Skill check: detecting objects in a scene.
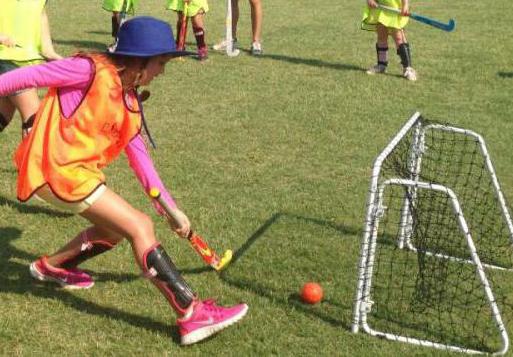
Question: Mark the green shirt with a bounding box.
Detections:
[0,0,47,62]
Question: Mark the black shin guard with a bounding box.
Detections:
[111,16,120,38]
[397,43,412,68]
[376,44,389,67]
[60,240,116,269]
[21,114,36,136]
[144,245,195,313]
[0,113,13,132]
[193,26,206,50]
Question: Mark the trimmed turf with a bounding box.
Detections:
[1,0,512,355]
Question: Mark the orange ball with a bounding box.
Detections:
[301,282,323,304]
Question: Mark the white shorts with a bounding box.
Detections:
[34,184,107,214]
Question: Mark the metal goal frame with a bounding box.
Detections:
[351,112,513,355]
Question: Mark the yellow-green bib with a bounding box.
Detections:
[166,0,209,16]
[0,0,46,62]
[102,0,139,14]
[362,0,409,31]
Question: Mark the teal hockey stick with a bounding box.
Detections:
[378,5,455,32]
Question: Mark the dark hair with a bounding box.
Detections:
[107,53,150,90]
[76,52,150,90]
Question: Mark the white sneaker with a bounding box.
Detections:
[250,42,263,56]
[403,67,417,81]
[366,64,387,75]
[212,39,238,51]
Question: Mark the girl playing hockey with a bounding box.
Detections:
[362,0,417,81]
[0,16,248,345]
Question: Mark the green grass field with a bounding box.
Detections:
[1,0,513,355]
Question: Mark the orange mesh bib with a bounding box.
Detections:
[14,55,142,202]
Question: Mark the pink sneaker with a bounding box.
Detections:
[178,299,248,345]
[29,256,94,290]
[198,46,208,61]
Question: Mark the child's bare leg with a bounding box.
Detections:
[8,89,40,136]
[81,187,195,315]
[192,13,208,60]
[392,29,416,80]
[376,24,389,65]
[191,13,204,30]
[231,0,239,40]
[367,24,389,74]
[46,226,124,268]
[377,23,388,48]
[392,28,405,47]
[0,98,15,132]
[80,188,161,267]
[248,0,262,44]
[36,190,247,344]
[175,12,185,48]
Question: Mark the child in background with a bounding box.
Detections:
[0,16,247,345]
[167,0,209,61]
[362,0,417,81]
[0,0,62,136]
[102,0,139,47]
[213,0,263,56]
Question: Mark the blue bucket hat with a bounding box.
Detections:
[108,16,194,57]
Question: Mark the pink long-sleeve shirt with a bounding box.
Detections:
[0,56,176,213]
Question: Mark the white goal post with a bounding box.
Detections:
[351,112,513,355]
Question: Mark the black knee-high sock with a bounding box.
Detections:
[60,241,115,268]
[376,43,389,67]
[111,15,120,38]
[0,113,11,132]
[193,26,206,50]
[397,43,412,68]
[21,114,36,136]
[58,228,118,269]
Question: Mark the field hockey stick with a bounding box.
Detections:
[225,0,240,57]
[149,188,233,271]
[378,4,455,32]
[177,1,189,51]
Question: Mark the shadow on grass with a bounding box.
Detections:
[53,39,108,51]
[217,212,359,329]
[0,211,359,341]
[0,167,15,173]
[0,227,177,340]
[229,212,359,265]
[498,72,513,78]
[86,30,110,35]
[380,72,406,80]
[237,50,364,72]
[0,195,73,218]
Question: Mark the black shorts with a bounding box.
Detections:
[0,59,29,96]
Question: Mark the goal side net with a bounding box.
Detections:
[351,112,513,355]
